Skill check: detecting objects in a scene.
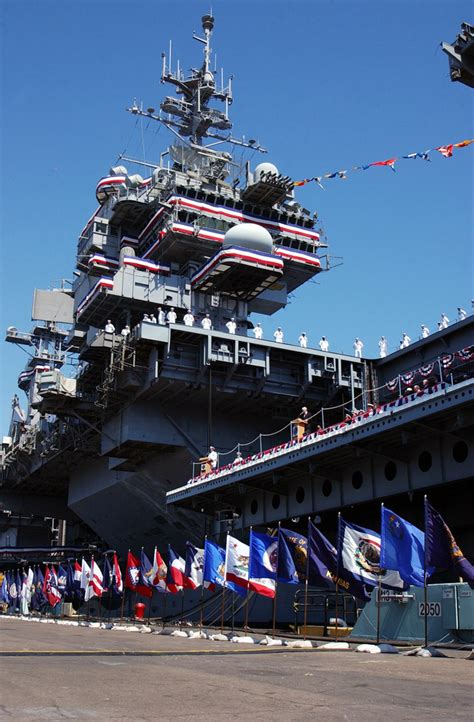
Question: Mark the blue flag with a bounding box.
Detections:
[249,530,277,598]
[15,570,22,610]
[0,573,9,603]
[203,539,246,596]
[381,507,425,587]
[102,556,113,593]
[277,527,307,583]
[35,567,46,608]
[309,521,371,600]
[338,517,405,590]
[57,565,68,596]
[425,499,474,583]
[140,548,155,589]
[65,563,75,598]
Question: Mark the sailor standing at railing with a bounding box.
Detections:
[105,320,115,334]
[298,332,308,348]
[207,446,218,469]
[253,322,263,339]
[201,313,212,330]
[400,332,411,349]
[420,324,430,338]
[226,317,237,334]
[319,336,329,352]
[149,313,157,324]
[440,313,449,329]
[167,307,177,324]
[121,325,131,338]
[378,336,387,358]
[458,307,467,321]
[353,337,364,358]
[274,327,284,343]
[183,310,195,327]
[157,307,166,325]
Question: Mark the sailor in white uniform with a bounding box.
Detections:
[226,317,237,334]
[207,446,218,469]
[143,313,151,322]
[400,332,411,349]
[440,313,449,329]
[420,324,430,338]
[183,310,195,327]
[378,336,387,358]
[457,307,467,321]
[298,332,308,348]
[157,307,166,325]
[319,336,329,352]
[105,320,115,334]
[121,325,130,338]
[167,307,177,324]
[201,314,212,330]
[353,338,364,358]
[149,313,157,324]
[274,327,284,343]
[253,323,263,339]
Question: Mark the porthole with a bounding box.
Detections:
[352,471,363,489]
[322,479,332,497]
[384,461,397,481]
[452,441,468,463]
[250,499,258,515]
[418,451,432,472]
[295,486,305,504]
[272,494,281,510]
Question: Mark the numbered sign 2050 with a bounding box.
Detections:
[418,602,441,617]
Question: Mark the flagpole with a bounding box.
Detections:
[335,512,342,640]
[162,594,167,629]
[97,555,104,621]
[376,575,382,645]
[334,583,339,640]
[272,581,278,639]
[303,516,310,640]
[120,549,129,623]
[423,494,428,649]
[86,556,93,622]
[200,536,207,629]
[244,527,252,632]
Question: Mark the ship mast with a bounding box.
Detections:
[126,15,266,154]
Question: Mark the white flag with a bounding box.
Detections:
[84,559,104,602]
[225,534,249,592]
[80,558,91,591]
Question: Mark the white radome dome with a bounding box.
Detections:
[223,223,273,253]
[254,162,279,182]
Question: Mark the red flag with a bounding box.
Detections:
[125,551,152,598]
[454,139,473,148]
[112,552,123,593]
[368,158,397,169]
[43,565,62,607]
[436,144,453,158]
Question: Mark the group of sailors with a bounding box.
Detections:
[103,305,469,356]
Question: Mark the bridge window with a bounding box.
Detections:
[384,461,397,481]
[322,479,332,497]
[418,451,432,472]
[351,471,363,490]
[452,440,468,463]
[295,486,305,504]
[250,499,259,515]
[272,494,281,510]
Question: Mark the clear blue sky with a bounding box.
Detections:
[1,0,472,432]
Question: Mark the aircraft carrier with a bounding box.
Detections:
[1,16,473,563]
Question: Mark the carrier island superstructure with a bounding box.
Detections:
[1,16,473,559]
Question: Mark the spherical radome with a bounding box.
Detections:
[223,223,273,253]
[254,162,279,181]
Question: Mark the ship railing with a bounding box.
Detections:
[293,588,359,634]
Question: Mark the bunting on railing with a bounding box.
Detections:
[293,138,473,189]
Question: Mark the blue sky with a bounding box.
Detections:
[1,0,472,432]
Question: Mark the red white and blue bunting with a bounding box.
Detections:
[385,345,473,390]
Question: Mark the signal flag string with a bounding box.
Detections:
[293,138,473,189]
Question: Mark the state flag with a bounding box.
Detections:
[277,527,308,584]
[225,534,249,592]
[166,545,186,593]
[43,565,62,607]
[380,507,426,587]
[184,542,204,590]
[425,499,474,583]
[84,558,104,601]
[125,551,152,598]
[112,552,123,595]
[248,530,277,598]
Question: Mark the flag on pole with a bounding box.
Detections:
[73,560,82,591]
[166,546,186,593]
[102,556,113,593]
[424,499,474,583]
[225,534,249,592]
[150,548,167,592]
[338,517,405,590]
[380,507,426,587]
[184,542,204,590]
[0,573,9,603]
[57,565,68,596]
[308,521,371,600]
[277,527,307,584]
[84,558,104,601]
[43,565,62,607]
[436,144,454,157]
[112,552,123,595]
[80,558,91,592]
[125,551,152,598]
[248,530,277,598]
[34,567,46,609]
[140,548,155,589]
[203,539,225,590]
